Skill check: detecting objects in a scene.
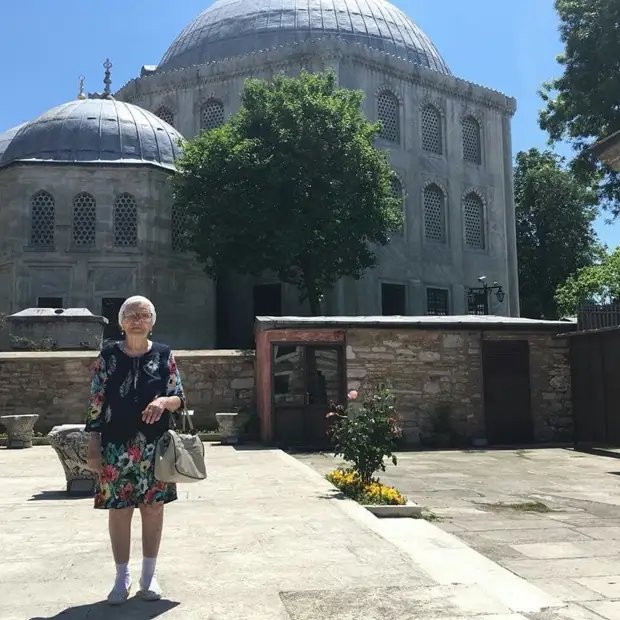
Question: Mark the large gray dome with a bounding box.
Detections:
[157,0,450,74]
[0,99,183,171]
[0,124,25,161]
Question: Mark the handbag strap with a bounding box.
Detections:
[180,408,194,433]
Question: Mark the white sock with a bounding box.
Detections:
[114,562,131,591]
[141,557,157,589]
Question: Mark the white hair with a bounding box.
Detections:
[118,295,157,327]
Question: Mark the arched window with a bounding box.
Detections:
[72,192,96,246]
[171,204,185,253]
[30,190,55,246]
[421,105,442,155]
[423,184,446,243]
[201,99,224,131]
[462,116,481,164]
[114,193,138,247]
[463,192,485,249]
[390,177,405,234]
[377,91,400,143]
[155,106,174,127]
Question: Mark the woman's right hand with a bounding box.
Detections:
[86,437,102,474]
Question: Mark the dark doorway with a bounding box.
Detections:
[37,297,63,308]
[382,283,406,315]
[101,297,125,341]
[254,283,282,317]
[272,344,345,448]
[482,340,533,444]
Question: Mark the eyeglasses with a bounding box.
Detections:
[124,312,152,322]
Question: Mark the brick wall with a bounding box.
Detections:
[0,350,255,433]
[345,328,572,445]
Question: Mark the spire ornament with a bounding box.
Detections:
[77,76,86,100]
[103,59,112,97]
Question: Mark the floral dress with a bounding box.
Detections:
[85,341,186,510]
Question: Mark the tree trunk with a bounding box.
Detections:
[301,260,322,315]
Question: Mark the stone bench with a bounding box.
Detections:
[0,414,39,448]
[47,424,97,495]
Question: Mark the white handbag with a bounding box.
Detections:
[154,409,207,483]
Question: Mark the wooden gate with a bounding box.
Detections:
[570,329,620,445]
[482,340,534,445]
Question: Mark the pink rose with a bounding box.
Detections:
[127,446,141,462]
[118,483,134,501]
[348,390,358,400]
[99,464,118,484]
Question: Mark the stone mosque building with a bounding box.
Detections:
[0,0,518,349]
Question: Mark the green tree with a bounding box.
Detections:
[556,247,620,316]
[172,70,402,314]
[515,148,599,318]
[539,0,620,214]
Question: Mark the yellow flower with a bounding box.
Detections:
[140,460,151,473]
[100,483,111,500]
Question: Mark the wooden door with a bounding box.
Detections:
[272,343,345,448]
[482,340,533,445]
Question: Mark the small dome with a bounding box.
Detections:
[0,124,26,161]
[0,99,183,170]
[157,0,450,74]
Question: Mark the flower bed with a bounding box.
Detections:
[326,467,406,506]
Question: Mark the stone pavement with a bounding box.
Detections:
[0,444,562,620]
[298,448,620,620]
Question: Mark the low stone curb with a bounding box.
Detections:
[0,432,222,447]
[363,502,422,518]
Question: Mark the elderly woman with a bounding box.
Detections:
[85,295,185,605]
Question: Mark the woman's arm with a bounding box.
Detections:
[164,350,186,414]
[86,354,107,471]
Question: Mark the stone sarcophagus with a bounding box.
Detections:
[7,307,108,351]
[47,424,97,495]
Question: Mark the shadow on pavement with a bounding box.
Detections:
[30,598,180,619]
[28,490,93,501]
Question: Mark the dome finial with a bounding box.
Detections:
[77,76,86,100]
[103,59,113,97]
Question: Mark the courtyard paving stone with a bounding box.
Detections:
[0,444,563,619]
[297,447,620,620]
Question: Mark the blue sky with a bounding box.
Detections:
[1,0,614,247]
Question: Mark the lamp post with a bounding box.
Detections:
[467,276,505,315]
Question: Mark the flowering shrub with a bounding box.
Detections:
[326,467,406,505]
[326,383,403,485]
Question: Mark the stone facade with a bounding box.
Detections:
[345,327,572,445]
[0,165,215,349]
[0,350,255,433]
[115,36,518,349]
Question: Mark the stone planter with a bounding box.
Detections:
[0,414,39,448]
[216,412,249,445]
[47,424,97,495]
[363,501,422,518]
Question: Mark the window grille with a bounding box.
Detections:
[171,204,185,252]
[426,288,449,315]
[72,192,96,246]
[423,184,446,243]
[113,193,138,247]
[463,192,484,248]
[155,106,174,126]
[421,105,442,154]
[201,100,224,131]
[462,116,481,163]
[377,91,399,143]
[30,190,55,246]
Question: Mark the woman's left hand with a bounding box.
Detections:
[142,397,169,424]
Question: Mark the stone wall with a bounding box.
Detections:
[345,328,572,445]
[0,350,255,433]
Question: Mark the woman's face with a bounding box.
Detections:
[121,302,154,337]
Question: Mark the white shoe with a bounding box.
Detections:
[107,580,131,605]
[137,576,162,601]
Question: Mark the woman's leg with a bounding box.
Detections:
[138,502,164,596]
[107,507,134,603]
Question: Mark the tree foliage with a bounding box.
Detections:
[556,247,620,316]
[171,70,402,313]
[539,0,620,214]
[515,148,599,318]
